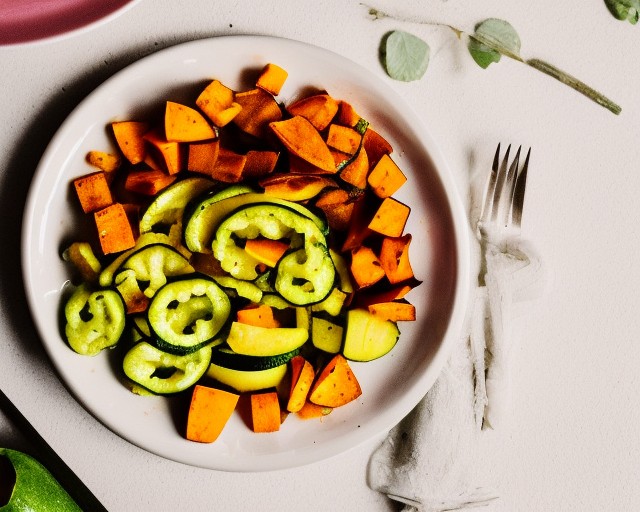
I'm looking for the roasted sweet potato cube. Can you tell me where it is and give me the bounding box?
[187,140,220,177]
[236,304,282,328]
[112,121,149,164]
[94,203,136,255]
[256,63,288,96]
[143,130,184,175]
[124,169,177,196]
[368,197,410,237]
[335,100,361,128]
[211,148,247,183]
[350,246,385,289]
[242,150,279,178]
[368,154,407,198]
[341,195,375,252]
[296,401,332,420]
[309,354,362,408]
[233,88,283,138]
[269,116,335,172]
[368,300,416,322]
[165,101,216,142]
[286,93,339,131]
[196,79,239,127]
[379,234,415,284]
[326,124,361,155]
[363,127,393,168]
[315,188,355,232]
[251,391,281,433]
[73,172,113,213]
[244,239,289,267]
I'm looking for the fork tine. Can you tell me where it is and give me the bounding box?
[490,144,511,223]
[478,143,501,227]
[502,145,522,227]
[510,147,531,228]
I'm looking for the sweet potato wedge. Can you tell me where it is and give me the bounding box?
[186,385,239,443]
[296,401,332,420]
[165,101,216,142]
[326,124,361,155]
[242,150,279,178]
[286,93,339,131]
[211,148,247,183]
[379,234,415,284]
[335,100,361,128]
[259,173,336,201]
[112,121,149,165]
[338,146,369,189]
[244,238,289,267]
[269,116,335,172]
[237,304,282,328]
[86,150,121,173]
[143,130,184,175]
[363,127,393,168]
[368,300,416,322]
[286,356,315,413]
[124,169,177,196]
[309,354,362,408]
[315,188,355,232]
[233,88,283,138]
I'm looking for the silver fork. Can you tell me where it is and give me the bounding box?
[477,143,531,247]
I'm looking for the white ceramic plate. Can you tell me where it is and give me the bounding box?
[22,36,470,472]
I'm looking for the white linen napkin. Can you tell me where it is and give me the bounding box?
[368,211,547,510]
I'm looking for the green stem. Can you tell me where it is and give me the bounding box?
[526,59,622,115]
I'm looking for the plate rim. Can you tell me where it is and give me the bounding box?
[21,35,471,471]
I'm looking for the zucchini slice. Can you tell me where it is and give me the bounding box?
[226,321,308,356]
[147,276,231,354]
[207,362,288,393]
[342,308,400,361]
[139,176,215,235]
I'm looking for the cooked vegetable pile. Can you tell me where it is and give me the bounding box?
[62,62,421,441]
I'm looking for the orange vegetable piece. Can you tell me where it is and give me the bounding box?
[309,354,362,408]
[368,301,416,322]
[339,147,369,189]
[269,116,335,172]
[341,196,374,252]
[288,153,337,175]
[367,154,407,198]
[86,150,121,173]
[236,304,282,328]
[354,281,418,308]
[210,148,247,183]
[244,238,289,267]
[286,356,315,413]
[350,246,385,289]
[242,150,279,179]
[259,173,336,202]
[250,391,281,433]
[186,385,240,443]
[233,88,283,138]
[143,130,183,175]
[363,127,393,168]
[379,234,415,284]
[73,172,113,213]
[335,100,361,128]
[94,203,136,255]
[256,63,288,96]
[187,140,220,177]
[196,79,242,127]
[368,197,410,237]
[296,401,332,420]
[286,93,339,131]
[112,121,149,165]
[124,169,177,195]
[326,124,361,155]
[165,101,216,142]
[315,188,355,232]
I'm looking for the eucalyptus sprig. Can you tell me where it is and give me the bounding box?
[365,5,622,115]
[605,0,639,24]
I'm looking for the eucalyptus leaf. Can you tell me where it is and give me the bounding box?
[383,30,430,82]
[604,0,640,24]
[468,18,522,68]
